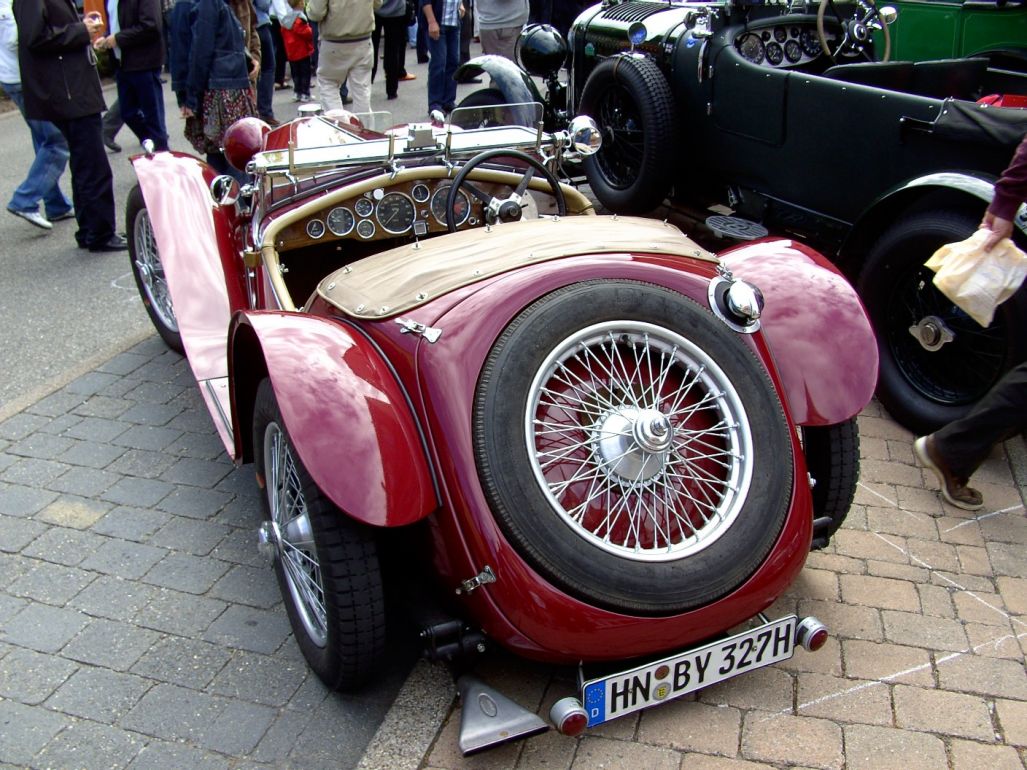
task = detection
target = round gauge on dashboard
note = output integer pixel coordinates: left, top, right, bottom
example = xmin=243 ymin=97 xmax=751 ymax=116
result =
xmin=773 ymin=27 xmax=787 ymax=43
xmin=737 ymin=32 xmax=765 ymax=64
xmin=411 ymin=183 xmax=431 ymax=204
xmin=799 ymin=29 xmax=822 ymax=57
xmin=326 ymin=206 xmax=354 ymax=237
xmin=784 ymin=39 xmax=802 ymax=63
xmin=354 ymin=197 xmax=374 ymax=218
xmin=761 ymin=30 xmax=770 ymax=41
xmin=431 ymin=185 xmax=471 ymax=226
xmin=356 ymin=219 xmax=376 ymax=239
xmin=306 ymin=219 xmax=326 ymax=239
xmin=765 ymin=42 xmax=784 ymax=66
xmin=376 ymin=192 xmax=416 ymax=234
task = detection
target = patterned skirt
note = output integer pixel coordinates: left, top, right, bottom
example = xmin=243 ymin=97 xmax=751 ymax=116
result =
xmin=185 ymin=88 xmax=257 ymax=156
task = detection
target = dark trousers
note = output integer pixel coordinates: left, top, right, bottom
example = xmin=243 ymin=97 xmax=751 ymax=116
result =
xmin=116 ymin=67 xmax=169 ymax=151
xmin=256 ymin=23 xmax=276 ymax=119
xmin=289 ymin=56 xmax=312 ymax=98
xmin=460 ymin=0 xmax=472 ymax=64
xmin=416 ymin=12 xmax=429 ymax=62
xmin=934 ymin=361 xmax=1027 ymax=479
xmin=372 ymin=15 xmax=407 ymax=98
xmin=271 ymin=18 xmax=287 ymax=84
xmin=53 ymin=113 xmax=116 ymax=248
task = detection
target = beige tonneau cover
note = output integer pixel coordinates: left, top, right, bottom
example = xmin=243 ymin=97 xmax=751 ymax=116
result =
xmin=318 ymin=215 xmax=715 ymax=319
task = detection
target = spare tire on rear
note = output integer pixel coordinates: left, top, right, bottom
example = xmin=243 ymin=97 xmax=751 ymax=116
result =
xmin=473 ymin=280 xmax=794 ymax=616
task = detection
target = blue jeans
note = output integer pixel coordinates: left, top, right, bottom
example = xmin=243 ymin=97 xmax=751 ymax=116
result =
xmin=116 ymin=68 xmax=169 ymax=151
xmin=256 ymin=23 xmax=276 ymax=119
xmin=1 ymin=82 xmax=72 ymax=218
xmin=427 ymin=24 xmax=459 ymax=112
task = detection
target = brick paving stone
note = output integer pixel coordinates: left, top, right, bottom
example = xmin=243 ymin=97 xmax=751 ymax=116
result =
xmin=209 ymin=564 xmax=280 ymax=608
xmin=795 ymin=673 xmax=892 ymax=726
xmin=130 ymin=636 xmax=232 ymax=690
xmin=101 ymin=476 xmax=176 ymax=508
xmin=49 ymin=465 xmax=122 ymax=498
xmin=36 ymin=494 xmax=110 ymax=529
xmin=98 ymin=352 xmax=150 ymax=377
xmin=842 ymin=724 xmax=948 ymax=770
xmin=935 ymin=516 xmax=985 ymax=546
xmin=70 ymin=575 xmax=158 ymax=622
xmin=956 ymin=544 xmax=994 ymax=576
xmin=209 ymin=527 xmax=266 ymax=567
xmin=142 ymin=551 xmax=230 ymax=594
xmin=112 ymin=425 xmax=184 ymax=453
xmin=698 ymin=666 xmax=793 ymax=713
xmin=905 ymin=537 xmax=960 ymax=572
xmin=778 ymin=637 xmax=843 ymax=677
xmin=930 ymin=569 xmax=995 ymax=592
xmin=571 ymin=736 xmax=681 ymax=770
xmin=0 ymin=513 xmax=46 ymax=552
xmin=124 ymin=380 xmax=187 ymax=405
xmin=0 ymin=594 xmax=27 ymax=626
xmin=949 ymin=738 xmax=1025 ymax=770
xmin=161 ymin=457 xmax=232 ymax=488
xmin=996 ymin=698 xmax=1027 ymax=746
xmin=149 ymin=516 xmax=229 ymax=556
xmin=857 ymin=414 xmax=910 ymax=441
xmin=156 ymin=485 xmax=232 ymax=520
xmin=125 ymin=740 xmax=232 ymax=770
xmin=0 ymin=647 xmax=78 ymax=705
xmin=964 ymin=623 xmax=1023 ymax=660
xmin=247 ymin=707 xmax=314 ymax=766
xmin=81 ymin=538 xmax=168 ymax=580
xmin=840 ymin=640 xmax=934 ymax=686
xmin=740 ymin=712 xmax=843 ymax=769
xmin=167 ymin=407 xmax=222 ymax=435
xmin=4 ymin=433 xmax=73 ymax=463
xmin=988 ymin=543 xmax=1027 ymax=579
xmin=165 ymin=430 xmax=225 ymax=461
xmin=118 ymin=402 xmax=185 ymax=427
xmin=637 ymin=699 xmax=740 ymax=756
xmin=997 ymin=576 xmax=1027 ymax=615
xmin=953 ymin=590 xmax=1011 ymax=626
xmin=72 ymin=394 xmax=134 ymax=419
xmin=8 ymin=559 xmax=95 ymax=605
xmin=91 ymin=505 xmax=171 ymax=542
xmin=2 ymin=602 xmax=89 ymax=652
xmin=916 ymin=583 xmax=955 ymax=618
xmin=134 ymin=588 xmax=227 ymax=636
xmin=27 ymin=391 xmax=85 ymax=418
xmin=936 ymin=654 xmax=1027 ymax=700
xmin=839 ymin=574 xmax=919 ymax=612
xmin=1 ymin=457 xmax=71 ymax=487
xmin=45 ymin=666 xmax=153 ymax=724
xmin=892 ymin=684 xmax=995 ymax=740
xmin=864 ymin=507 xmax=937 ymax=540
xmin=35 ymin=718 xmax=144 ymax=769
xmin=194 ymin=699 xmax=277 ymax=755
xmin=0 ymin=413 xmax=50 ymax=441
xmin=0 ymin=699 xmax=70 ymax=765
xmin=118 ymin=682 xmax=223 ymax=742
xmin=21 ymin=524 xmax=105 ymax=566
xmin=107 ymin=448 xmax=179 ymax=480
xmin=783 ymin=568 xmax=838 ymax=601
xmin=65 ymin=371 xmax=122 ymax=396
xmin=858 ymin=459 xmax=923 ymax=488
xmin=880 ymin=610 xmax=969 ymax=652
xmin=678 ymin=756 xmax=778 ymax=770
xmin=61 ymin=618 xmax=161 ymax=672
xmin=864 ymin=560 xmax=930 ymax=583
xmin=63 ymin=415 xmax=131 ymax=443
xmin=797 ymin=600 xmax=883 ymax=642
xmin=980 ymin=512 xmax=1027 ymax=545
xmin=514 ymin=727 xmax=578 ymax=769
xmin=36 ymin=413 xmax=83 ymax=436
xmin=208 ymin=650 xmax=306 ymax=706
xmin=832 ymin=528 xmax=909 ymax=564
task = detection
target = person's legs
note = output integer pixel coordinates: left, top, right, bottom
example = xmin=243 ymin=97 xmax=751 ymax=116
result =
xmin=426 ymin=27 xmax=447 ymax=112
xmin=297 ymin=57 xmax=312 ymax=99
xmin=372 ymin=15 xmax=383 ymax=83
xmin=480 ymin=26 xmax=517 ymax=61
xmin=101 ymin=99 xmax=123 ymax=151
xmin=118 ymin=68 xmax=170 ymax=151
xmin=271 ymin=18 xmax=288 ymax=86
xmin=417 ymin=12 xmax=429 ymax=63
xmin=345 ymin=39 xmax=374 ymax=114
xmin=383 ymin=15 xmax=405 ymax=98
xmin=442 ymin=24 xmax=460 ymax=110
xmin=256 ymin=23 xmax=276 ymax=120
xmin=53 ymin=114 xmax=118 ymax=249
xmin=2 ymin=82 xmax=71 ymax=219
xmin=316 ymin=40 xmax=347 ymax=111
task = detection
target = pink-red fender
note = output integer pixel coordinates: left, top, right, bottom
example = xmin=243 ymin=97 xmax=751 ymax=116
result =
xmin=230 ymin=311 xmax=437 ymax=527
xmin=720 ymin=238 xmax=879 ymax=425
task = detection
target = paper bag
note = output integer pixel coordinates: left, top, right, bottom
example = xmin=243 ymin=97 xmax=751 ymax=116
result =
xmin=923 ymin=229 xmax=1027 ymax=327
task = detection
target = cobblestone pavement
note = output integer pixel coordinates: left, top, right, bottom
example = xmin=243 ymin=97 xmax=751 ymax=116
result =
xmin=2 ymin=336 xmax=1026 ymax=770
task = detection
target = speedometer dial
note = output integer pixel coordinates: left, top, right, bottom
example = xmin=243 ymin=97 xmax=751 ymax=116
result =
xmin=799 ymin=29 xmax=822 ymax=57
xmin=376 ymin=192 xmax=415 ymax=234
xmin=326 ymin=206 xmax=354 ymax=236
xmin=737 ymin=33 xmax=765 ymax=64
xmin=431 ymin=185 xmax=470 ymax=226
xmin=765 ymin=42 xmax=783 ymax=66
xmin=784 ymin=40 xmax=802 ymax=63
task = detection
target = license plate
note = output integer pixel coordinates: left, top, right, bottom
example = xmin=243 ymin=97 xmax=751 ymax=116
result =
xmin=581 ymin=615 xmax=797 ymax=727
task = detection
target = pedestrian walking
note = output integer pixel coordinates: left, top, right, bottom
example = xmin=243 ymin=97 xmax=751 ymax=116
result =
xmin=281 ymin=0 xmax=313 ymax=102
xmin=914 ymin=133 xmax=1027 ymax=511
xmin=0 ymin=0 xmax=74 ymax=231
xmin=94 ymin=0 xmax=170 ymax=151
xmin=101 ymin=98 xmax=123 ymax=152
xmin=421 ymin=0 xmax=463 ymax=115
xmin=253 ymin=0 xmax=279 ymax=124
xmin=476 ymin=0 xmax=526 ymax=62
xmin=372 ymin=0 xmax=412 ymax=101
xmin=12 ymin=0 xmax=125 ymax=251
xmin=306 ymin=0 xmax=379 ymax=113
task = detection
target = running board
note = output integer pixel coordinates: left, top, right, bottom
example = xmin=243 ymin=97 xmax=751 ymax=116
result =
xmin=456 ymin=674 xmax=548 ymax=755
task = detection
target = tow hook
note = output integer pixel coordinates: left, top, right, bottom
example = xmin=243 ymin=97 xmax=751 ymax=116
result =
xmin=908 ymin=315 xmax=954 ymax=352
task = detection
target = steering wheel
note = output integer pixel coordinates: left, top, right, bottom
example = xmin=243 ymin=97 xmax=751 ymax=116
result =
xmin=446 ymin=149 xmax=567 ymax=233
xmin=817 ymin=0 xmax=891 ymax=63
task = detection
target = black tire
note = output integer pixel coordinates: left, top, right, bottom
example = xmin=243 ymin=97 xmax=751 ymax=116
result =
xmin=253 ymin=379 xmax=386 ymax=690
xmin=473 ymin=280 xmax=794 ymax=616
xmin=127 ymin=185 xmax=184 ymax=354
xmin=802 ymin=418 xmax=859 ymax=551
xmin=578 ymin=55 xmax=676 ymax=215
xmin=857 ymin=210 xmax=1027 ymax=433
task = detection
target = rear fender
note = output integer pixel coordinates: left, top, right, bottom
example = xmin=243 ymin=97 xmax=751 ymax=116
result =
xmin=230 ymin=311 xmax=437 ymax=527
xmin=455 ymin=54 xmax=545 ymax=105
xmin=720 ymin=239 xmax=879 ymax=425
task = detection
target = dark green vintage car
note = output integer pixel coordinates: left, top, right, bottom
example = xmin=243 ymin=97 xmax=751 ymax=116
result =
xmin=458 ymin=0 xmax=1027 ymax=434
xmin=880 ymin=0 xmax=1026 ymax=65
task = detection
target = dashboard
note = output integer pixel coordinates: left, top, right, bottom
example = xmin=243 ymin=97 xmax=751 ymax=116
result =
xmin=734 ymin=24 xmax=826 ymax=68
xmin=276 ymin=178 xmax=484 ymax=250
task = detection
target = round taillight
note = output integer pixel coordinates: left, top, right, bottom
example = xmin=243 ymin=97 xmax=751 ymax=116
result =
xmin=550 ymin=697 xmax=588 ymax=737
xmin=796 ymin=617 xmax=829 ymax=652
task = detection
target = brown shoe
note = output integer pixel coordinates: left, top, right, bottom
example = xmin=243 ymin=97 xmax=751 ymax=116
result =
xmin=399 ymin=72 xmax=416 ymax=81
xmin=913 ymin=436 xmax=983 ymax=511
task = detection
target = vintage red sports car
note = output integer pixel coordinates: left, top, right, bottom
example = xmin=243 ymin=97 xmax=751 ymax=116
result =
xmin=126 ymin=104 xmax=877 ymax=752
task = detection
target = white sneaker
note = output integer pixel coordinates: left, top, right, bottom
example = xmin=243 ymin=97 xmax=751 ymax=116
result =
xmin=8 ymin=208 xmax=52 ymax=230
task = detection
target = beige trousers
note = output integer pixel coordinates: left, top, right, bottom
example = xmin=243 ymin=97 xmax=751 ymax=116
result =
xmin=316 ymin=37 xmax=374 ymax=114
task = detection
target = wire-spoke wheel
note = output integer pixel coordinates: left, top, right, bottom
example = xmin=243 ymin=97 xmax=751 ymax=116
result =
xmin=127 ymin=185 xmax=182 ymax=353
xmin=475 ymin=281 xmax=793 ymax=615
xmin=253 ymin=379 xmax=386 ymax=690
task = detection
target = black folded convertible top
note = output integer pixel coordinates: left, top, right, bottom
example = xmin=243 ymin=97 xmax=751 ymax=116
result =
xmin=932 ymin=98 xmax=1027 ymax=149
